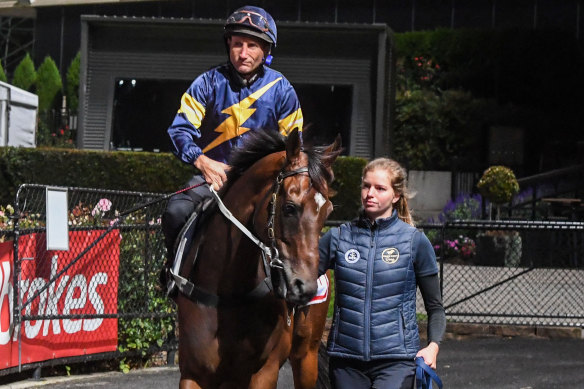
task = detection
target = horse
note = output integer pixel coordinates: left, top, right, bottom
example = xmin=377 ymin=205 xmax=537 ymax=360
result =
xmin=174 ymin=128 xmax=341 ymax=389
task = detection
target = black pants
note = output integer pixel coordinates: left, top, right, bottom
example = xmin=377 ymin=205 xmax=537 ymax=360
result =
xmin=161 ymin=175 xmax=211 ymax=256
xmin=329 ymin=356 xmax=415 ymax=389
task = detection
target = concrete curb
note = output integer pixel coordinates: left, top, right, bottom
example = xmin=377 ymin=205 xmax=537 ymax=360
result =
xmin=0 ymin=366 xmax=179 ymax=388
xmin=420 ymin=321 xmax=583 ymax=340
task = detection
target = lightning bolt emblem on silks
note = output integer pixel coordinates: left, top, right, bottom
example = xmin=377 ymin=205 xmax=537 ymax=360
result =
xmin=202 ymin=77 xmax=282 ymax=153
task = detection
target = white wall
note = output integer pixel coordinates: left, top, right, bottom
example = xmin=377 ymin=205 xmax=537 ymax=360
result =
xmin=408 ymin=170 xmax=451 ymax=222
xmin=0 ymin=81 xmax=38 ymax=147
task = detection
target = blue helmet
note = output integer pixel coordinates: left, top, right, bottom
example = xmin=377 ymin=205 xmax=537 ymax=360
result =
xmin=224 ymin=6 xmax=277 ymax=47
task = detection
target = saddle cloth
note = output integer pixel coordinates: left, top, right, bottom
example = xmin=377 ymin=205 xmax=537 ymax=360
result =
xmin=304 ymin=274 xmax=329 ymax=306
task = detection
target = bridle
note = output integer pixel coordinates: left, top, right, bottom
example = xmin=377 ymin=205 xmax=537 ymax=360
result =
xmin=172 ymin=165 xmax=311 ymax=306
xmin=210 ymin=165 xmax=310 ymax=272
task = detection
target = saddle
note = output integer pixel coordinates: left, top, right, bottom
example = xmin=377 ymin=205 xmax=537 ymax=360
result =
xmin=166 ymin=197 xmax=215 ymax=297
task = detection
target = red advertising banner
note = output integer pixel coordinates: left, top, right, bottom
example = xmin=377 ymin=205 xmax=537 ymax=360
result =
xmin=0 ymin=230 xmax=120 ymax=369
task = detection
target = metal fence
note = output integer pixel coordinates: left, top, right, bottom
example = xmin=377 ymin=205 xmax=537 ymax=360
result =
xmin=1 ymin=184 xmax=175 ymax=376
xmin=2 ymin=185 xmax=584 ymax=376
xmin=419 ymin=220 xmax=584 ymax=327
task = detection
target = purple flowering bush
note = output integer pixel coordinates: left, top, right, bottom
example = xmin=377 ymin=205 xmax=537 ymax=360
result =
xmin=428 ymin=193 xmax=481 ymax=263
xmin=431 ymin=193 xmax=482 ymax=223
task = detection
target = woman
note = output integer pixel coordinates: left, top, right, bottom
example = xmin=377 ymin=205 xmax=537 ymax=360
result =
xmin=319 ymin=158 xmax=445 ymax=389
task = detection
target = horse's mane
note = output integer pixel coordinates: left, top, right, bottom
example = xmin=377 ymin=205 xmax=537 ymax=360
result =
xmin=226 ymin=130 xmax=337 ymax=193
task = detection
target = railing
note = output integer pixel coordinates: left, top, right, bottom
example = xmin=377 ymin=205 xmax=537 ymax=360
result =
xmin=501 ymin=164 xmax=584 ymax=220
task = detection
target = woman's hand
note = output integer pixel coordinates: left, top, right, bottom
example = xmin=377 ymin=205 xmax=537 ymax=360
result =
xmin=194 ymin=154 xmax=230 ymax=191
xmin=416 ymin=341 xmax=439 ymax=369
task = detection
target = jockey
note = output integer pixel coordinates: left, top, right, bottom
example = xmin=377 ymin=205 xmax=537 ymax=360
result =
xmin=161 ymin=5 xmax=304 ymax=297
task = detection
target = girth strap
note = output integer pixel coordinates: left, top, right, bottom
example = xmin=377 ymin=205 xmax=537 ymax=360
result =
xmin=174 ymin=273 xmax=273 ymax=307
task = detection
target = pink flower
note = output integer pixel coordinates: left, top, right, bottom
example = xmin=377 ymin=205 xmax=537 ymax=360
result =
xmin=92 ymin=198 xmax=112 ymax=217
xmin=97 ymin=198 xmax=112 ymax=212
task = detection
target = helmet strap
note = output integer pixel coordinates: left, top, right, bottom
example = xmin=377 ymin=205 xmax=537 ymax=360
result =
xmin=264 ymin=55 xmax=273 ymax=66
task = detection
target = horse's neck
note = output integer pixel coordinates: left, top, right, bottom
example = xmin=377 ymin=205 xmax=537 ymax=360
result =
xmin=193 ymin=164 xmax=277 ymax=294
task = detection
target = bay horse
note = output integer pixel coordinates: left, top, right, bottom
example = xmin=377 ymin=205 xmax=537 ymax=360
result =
xmin=175 ymin=129 xmax=341 ymax=388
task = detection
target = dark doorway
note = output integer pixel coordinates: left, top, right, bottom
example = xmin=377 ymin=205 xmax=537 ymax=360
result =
xmin=295 ymin=84 xmax=352 ymax=153
xmin=112 ymin=78 xmax=188 ymax=151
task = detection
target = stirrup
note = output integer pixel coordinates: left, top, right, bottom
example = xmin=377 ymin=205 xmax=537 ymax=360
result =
xmin=166 ymin=234 xmax=189 ymax=296
xmin=166 ymin=207 xmax=200 ymax=297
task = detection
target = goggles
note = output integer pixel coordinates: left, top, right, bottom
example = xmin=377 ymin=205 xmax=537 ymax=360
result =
xmin=227 ymin=10 xmax=272 ymax=33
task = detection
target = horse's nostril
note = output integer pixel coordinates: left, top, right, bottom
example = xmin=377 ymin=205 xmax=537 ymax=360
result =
xmin=294 ymin=279 xmax=305 ymax=294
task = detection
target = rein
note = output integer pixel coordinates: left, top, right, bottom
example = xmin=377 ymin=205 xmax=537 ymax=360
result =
xmin=211 ymin=166 xmax=309 ymax=271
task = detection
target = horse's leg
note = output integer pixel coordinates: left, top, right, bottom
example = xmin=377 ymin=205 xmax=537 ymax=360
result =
xmin=179 ymin=378 xmax=203 ymax=389
xmin=289 ymin=276 xmax=331 ymax=389
xmin=248 ymin=356 xmax=282 ymax=389
xmin=249 ymin=305 xmax=293 ymax=389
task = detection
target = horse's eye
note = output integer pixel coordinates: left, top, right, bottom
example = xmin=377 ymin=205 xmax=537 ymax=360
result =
xmin=282 ymin=202 xmax=298 ymax=217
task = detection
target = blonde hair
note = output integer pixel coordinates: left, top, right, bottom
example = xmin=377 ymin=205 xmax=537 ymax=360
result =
xmin=362 ymin=158 xmax=414 ymax=226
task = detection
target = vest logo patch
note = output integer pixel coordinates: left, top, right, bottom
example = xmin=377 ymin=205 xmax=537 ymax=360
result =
xmin=344 ymin=249 xmax=360 ymax=264
xmin=382 ymin=248 xmax=400 ymax=264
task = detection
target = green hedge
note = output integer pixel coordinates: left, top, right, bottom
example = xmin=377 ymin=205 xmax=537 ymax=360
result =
xmin=0 ymin=147 xmax=366 ymax=221
xmin=0 ymin=148 xmax=194 ymax=205
xmin=329 ymin=156 xmax=367 ymax=221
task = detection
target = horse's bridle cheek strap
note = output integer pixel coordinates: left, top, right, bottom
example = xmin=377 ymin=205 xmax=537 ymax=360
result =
xmin=266 ymin=167 xmax=309 ymax=269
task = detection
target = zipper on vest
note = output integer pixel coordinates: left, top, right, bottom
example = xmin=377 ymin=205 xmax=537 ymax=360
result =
xmin=364 ymin=225 xmax=376 ymax=359
xmin=400 ymin=308 xmax=407 ymax=350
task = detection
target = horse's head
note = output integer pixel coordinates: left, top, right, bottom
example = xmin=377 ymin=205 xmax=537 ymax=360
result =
xmin=266 ymin=129 xmax=342 ymax=305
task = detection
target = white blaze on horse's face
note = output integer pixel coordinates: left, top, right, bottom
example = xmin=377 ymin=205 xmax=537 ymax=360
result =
xmin=314 ymin=192 xmax=326 ymax=213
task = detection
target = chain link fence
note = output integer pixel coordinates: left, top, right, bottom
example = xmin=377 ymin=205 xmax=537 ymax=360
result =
xmin=419 ymin=220 xmax=584 ymax=327
xmin=1 ymin=184 xmax=175 ymax=375
xmin=2 ymin=185 xmax=584 ymax=376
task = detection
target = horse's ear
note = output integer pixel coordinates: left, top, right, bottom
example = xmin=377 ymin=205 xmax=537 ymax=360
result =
xmin=285 ymin=128 xmax=302 ymax=161
xmin=321 ymin=133 xmax=343 ymax=168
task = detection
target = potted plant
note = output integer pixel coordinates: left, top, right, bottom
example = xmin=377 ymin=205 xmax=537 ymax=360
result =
xmin=476 ymin=165 xmax=522 ymax=267
xmin=477 ymin=165 xmax=519 ymax=219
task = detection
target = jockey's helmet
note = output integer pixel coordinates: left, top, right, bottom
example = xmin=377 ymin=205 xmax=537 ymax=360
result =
xmin=224 ymin=6 xmax=277 ymax=48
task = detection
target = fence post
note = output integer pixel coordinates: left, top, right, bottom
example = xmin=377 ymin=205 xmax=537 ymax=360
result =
xmin=13 ymin=187 xmax=22 ymax=371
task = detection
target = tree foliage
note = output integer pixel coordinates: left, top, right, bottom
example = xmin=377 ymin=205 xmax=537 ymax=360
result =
xmin=66 ymin=52 xmax=80 ymax=112
xmin=36 ymin=56 xmax=63 ymax=112
xmin=12 ymin=53 xmax=36 ymax=91
xmin=0 ymin=61 xmax=7 ymax=83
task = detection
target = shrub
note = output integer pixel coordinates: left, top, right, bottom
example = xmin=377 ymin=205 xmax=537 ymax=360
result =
xmin=477 ymin=165 xmax=519 ymax=204
xmin=0 ymin=61 xmax=7 ymax=83
xmin=0 ymin=147 xmax=195 ymax=205
xmin=66 ymin=52 xmax=80 ymax=112
xmin=36 ymin=56 xmax=62 ymax=112
xmin=329 ymin=156 xmax=368 ymax=221
xmin=0 ymin=148 xmax=366 ymax=221
xmin=393 ymin=89 xmax=491 ymax=170
xmin=12 ymin=53 xmax=36 ymax=91
xmin=433 ymin=193 xmax=482 ymax=223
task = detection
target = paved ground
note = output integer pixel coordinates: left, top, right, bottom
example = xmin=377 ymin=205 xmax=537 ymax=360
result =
xmin=2 ymin=335 xmax=583 ymax=388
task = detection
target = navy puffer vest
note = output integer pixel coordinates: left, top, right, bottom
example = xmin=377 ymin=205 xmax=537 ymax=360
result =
xmin=326 ymin=211 xmax=422 ymax=361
